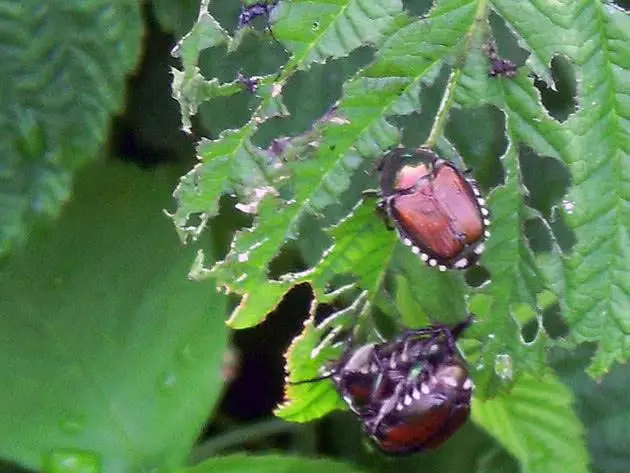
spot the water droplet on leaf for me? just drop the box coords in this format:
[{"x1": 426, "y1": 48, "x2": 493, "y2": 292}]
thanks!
[
  {"x1": 44, "y1": 449, "x2": 99, "y2": 473},
  {"x1": 177, "y1": 344, "x2": 195, "y2": 364},
  {"x1": 59, "y1": 414, "x2": 85, "y2": 434},
  {"x1": 159, "y1": 371, "x2": 177, "y2": 390},
  {"x1": 562, "y1": 199, "x2": 575, "y2": 214},
  {"x1": 494, "y1": 353, "x2": 514, "y2": 380}
]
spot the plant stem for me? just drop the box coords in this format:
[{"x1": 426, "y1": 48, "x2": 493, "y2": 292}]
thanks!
[
  {"x1": 424, "y1": 68, "x2": 462, "y2": 149},
  {"x1": 187, "y1": 418, "x2": 303, "y2": 464},
  {"x1": 423, "y1": 0, "x2": 490, "y2": 149}
]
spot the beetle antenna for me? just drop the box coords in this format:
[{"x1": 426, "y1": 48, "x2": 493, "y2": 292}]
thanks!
[
  {"x1": 450, "y1": 314, "x2": 474, "y2": 340},
  {"x1": 288, "y1": 371, "x2": 335, "y2": 385}
]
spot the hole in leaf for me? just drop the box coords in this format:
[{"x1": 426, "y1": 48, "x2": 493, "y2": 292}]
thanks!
[
  {"x1": 489, "y1": 12, "x2": 530, "y2": 69},
  {"x1": 446, "y1": 105, "x2": 507, "y2": 191},
  {"x1": 267, "y1": 240, "x2": 309, "y2": 280},
  {"x1": 520, "y1": 317, "x2": 539, "y2": 343},
  {"x1": 395, "y1": 64, "x2": 450, "y2": 145},
  {"x1": 198, "y1": 87, "x2": 263, "y2": 135},
  {"x1": 533, "y1": 55, "x2": 577, "y2": 122},
  {"x1": 465, "y1": 265, "x2": 491, "y2": 288},
  {"x1": 612, "y1": 0, "x2": 630, "y2": 11},
  {"x1": 256, "y1": 47, "x2": 373, "y2": 144},
  {"x1": 208, "y1": 1, "x2": 245, "y2": 31},
  {"x1": 199, "y1": 24, "x2": 286, "y2": 82},
  {"x1": 524, "y1": 218, "x2": 554, "y2": 253},
  {"x1": 313, "y1": 300, "x2": 337, "y2": 325},
  {"x1": 519, "y1": 147, "x2": 572, "y2": 219},
  {"x1": 541, "y1": 301, "x2": 569, "y2": 339},
  {"x1": 211, "y1": 195, "x2": 255, "y2": 261},
  {"x1": 267, "y1": 211, "x2": 333, "y2": 281},
  {"x1": 549, "y1": 212, "x2": 577, "y2": 253},
  {"x1": 403, "y1": 0, "x2": 434, "y2": 16},
  {"x1": 519, "y1": 146, "x2": 576, "y2": 253}
]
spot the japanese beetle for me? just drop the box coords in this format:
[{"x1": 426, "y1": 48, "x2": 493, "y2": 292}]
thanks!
[
  {"x1": 293, "y1": 317, "x2": 473, "y2": 455},
  {"x1": 377, "y1": 147, "x2": 490, "y2": 271},
  {"x1": 358, "y1": 319, "x2": 473, "y2": 454},
  {"x1": 365, "y1": 354, "x2": 472, "y2": 455}
]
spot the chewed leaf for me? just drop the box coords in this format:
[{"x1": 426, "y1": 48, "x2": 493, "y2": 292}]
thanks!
[
  {"x1": 171, "y1": 126, "x2": 282, "y2": 244},
  {"x1": 557, "y1": 3, "x2": 630, "y2": 376},
  {"x1": 172, "y1": 4, "x2": 230, "y2": 69},
  {"x1": 306, "y1": 200, "x2": 397, "y2": 296},
  {"x1": 172, "y1": 9, "x2": 630, "y2": 457},
  {"x1": 272, "y1": 0, "x2": 404, "y2": 70},
  {"x1": 275, "y1": 295, "x2": 365, "y2": 422},
  {"x1": 490, "y1": 1, "x2": 630, "y2": 376},
  {"x1": 171, "y1": 71, "x2": 269, "y2": 134},
  {"x1": 470, "y1": 136, "x2": 547, "y2": 394}
]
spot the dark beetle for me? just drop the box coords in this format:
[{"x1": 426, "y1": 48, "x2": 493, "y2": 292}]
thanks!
[
  {"x1": 377, "y1": 147, "x2": 490, "y2": 271},
  {"x1": 292, "y1": 317, "x2": 473, "y2": 455},
  {"x1": 364, "y1": 353, "x2": 472, "y2": 454}
]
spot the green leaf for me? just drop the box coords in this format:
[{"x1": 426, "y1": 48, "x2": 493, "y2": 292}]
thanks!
[
  {"x1": 182, "y1": 453, "x2": 365, "y2": 473},
  {"x1": 467, "y1": 129, "x2": 549, "y2": 395},
  {"x1": 558, "y1": 3, "x2": 630, "y2": 376},
  {"x1": 472, "y1": 371, "x2": 590, "y2": 473},
  {"x1": 272, "y1": 0, "x2": 403, "y2": 70},
  {"x1": 0, "y1": 0, "x2": 142, "y2": 259},
  {"x1": 555, "y1": 347, "x2": 630, "y2": 473},
  {"x1": 172, "y1": 3, "x2": 231, "y2": 70},
  {"x1": 490, "y1": 1, "x2": 630, "y2": 376},
  {"x1": 275, "y1": 295, "x2": 359, "y2": 422},
  {"x1": 0, "y1": 161, "x2": 228, "y2": 472}
]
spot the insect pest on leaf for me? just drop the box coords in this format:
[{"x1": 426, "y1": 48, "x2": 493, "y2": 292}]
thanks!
[
  {"x1": 237, "y1": 1, "x2": 278, "y2": 29},
  {"x1": 290, "y1": 317, "x2": 474, "y2": 455},
  {"x1": 486, "y1": 40, "x2": 518, "y2": 78},
  {"x1": 237, "y1": 0, "x2": 283, "y2": 48},
  {"x1": 374, "y1": 147, "x2": 490, "y2": 271}
]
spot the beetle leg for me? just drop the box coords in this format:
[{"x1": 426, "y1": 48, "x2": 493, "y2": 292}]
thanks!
[
  {"x1": 374, "y1": 199, "x2": 396, "y2": 231},
  {"x1": 364, "y1": 381, "x2": 406, "y2": 435},
  {"x1": 454, "y1": 231, "x2": 468, "y2": 243},
  {"x1": 450, "y1": 315, "x2": 474, "y2": 340},
  {"x1": 361, "y1": 188, "x2": 380, "y2": 198}
]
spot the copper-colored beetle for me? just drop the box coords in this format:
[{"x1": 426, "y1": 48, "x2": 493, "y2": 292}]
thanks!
[
  {"x1": 377, "y1": 147, "x2": 490, "y2": 270},
  {"x1": 292, "y1": 318, "x2": 474, "y2": 455}
]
